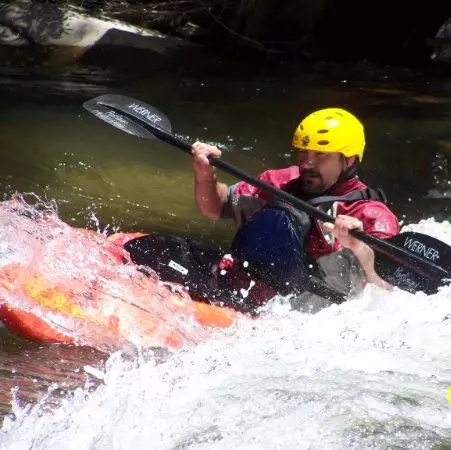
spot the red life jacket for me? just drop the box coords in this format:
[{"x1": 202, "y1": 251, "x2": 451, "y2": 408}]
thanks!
[{"x1": 232, "y1": 166, "x2": 400, "y2": 261}]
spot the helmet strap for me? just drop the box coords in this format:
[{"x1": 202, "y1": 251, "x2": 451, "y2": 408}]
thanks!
[
  {"x1": 340, "y1": 156, "x2": 359, "y2": 180},
  {"x1": 320, "y1": 156, "x2": 359, "y2": 195}
]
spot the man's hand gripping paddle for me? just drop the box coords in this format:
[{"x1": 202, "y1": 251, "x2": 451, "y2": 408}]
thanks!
[{"x1": 83, "y1": 94, "x2": 451, "y2": 295}]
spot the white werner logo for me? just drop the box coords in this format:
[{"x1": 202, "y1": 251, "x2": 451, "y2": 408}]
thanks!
[
  {"x1": 128, "y1": 103, "x2": 162, "y2": 124},
  {"x1": 168, "y1": 260, "x2": 188, "y2": 275},
  {"x1": 404, "y1": 236, "x2": 440, "y2": 262}
]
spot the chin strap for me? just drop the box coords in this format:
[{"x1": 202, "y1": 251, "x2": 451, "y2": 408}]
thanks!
[{"x1": 317, "y1": 157, "x2": 358, "y2": 196}]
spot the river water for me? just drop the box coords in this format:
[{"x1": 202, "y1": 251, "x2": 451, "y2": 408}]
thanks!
[{"x1": 0, "y1": 61, "x2": 450, "y2": 448}]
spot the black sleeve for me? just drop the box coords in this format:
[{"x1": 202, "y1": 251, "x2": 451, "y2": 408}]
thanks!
[{"x1": 219, "y1": 182, "x2": 241, "y2": 219}]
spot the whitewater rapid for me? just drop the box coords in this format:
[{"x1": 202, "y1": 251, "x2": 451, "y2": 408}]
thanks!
[{"x1": 1, "y1": 218, "x2": 451, "y2": 449}]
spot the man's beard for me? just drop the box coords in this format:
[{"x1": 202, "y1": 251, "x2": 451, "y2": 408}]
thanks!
[{"x1": 299, "y1": 169, "x2": 327, "y2": 194}]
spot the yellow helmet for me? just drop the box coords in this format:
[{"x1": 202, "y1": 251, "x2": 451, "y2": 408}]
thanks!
[{"x1": 292, "y1": 108, "x2": 365, "y2": 161}]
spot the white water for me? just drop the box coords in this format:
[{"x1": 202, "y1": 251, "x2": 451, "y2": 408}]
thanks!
[{"x1": 1, "y1": 219, "x2": 451, "y2": 449}]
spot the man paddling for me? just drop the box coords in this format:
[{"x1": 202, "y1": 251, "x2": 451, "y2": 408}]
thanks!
[
  {"x1": 85, "y1": 94, "x2": 451, "y2": 302},
  {"x1": 191, "y1": 108, "x2": 399, "y2": 312}
]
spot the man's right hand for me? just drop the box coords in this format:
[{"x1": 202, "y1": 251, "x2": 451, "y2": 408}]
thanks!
[{"x1": 192, "y1": 141, "x2": 222, "y2": 181}]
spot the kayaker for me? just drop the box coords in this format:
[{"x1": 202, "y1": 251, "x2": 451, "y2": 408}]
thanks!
[
  {"x1": 190, "y1": 108, "x2": 399, "y2": 312},
  {"x1": 125, "y1": 108, "x2": 399, "y2": 313}
]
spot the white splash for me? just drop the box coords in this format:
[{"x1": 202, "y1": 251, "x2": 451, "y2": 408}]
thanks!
[{"x1": 1, "y1": 218, "x2": 451, "y2": 449}]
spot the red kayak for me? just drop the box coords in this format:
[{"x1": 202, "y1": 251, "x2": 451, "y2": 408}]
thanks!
[{"x1": 0, "y1": 197, "x2": 241, "y2": 352}]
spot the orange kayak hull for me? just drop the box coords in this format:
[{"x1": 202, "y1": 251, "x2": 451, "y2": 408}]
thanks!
[
  {"x1": 0, "y1": 304, "x2": 74, "y2": 344},
  {"x1": 0, "y1": 226, "x2": 239, "y2": 351}
]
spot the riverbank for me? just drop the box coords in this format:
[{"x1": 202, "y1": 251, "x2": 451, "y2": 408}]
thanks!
[{"x1": 1, "y1": 0, "x2": 451, "y2": 75}]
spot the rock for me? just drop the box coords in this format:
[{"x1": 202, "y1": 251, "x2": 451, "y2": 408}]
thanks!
[
  {"x1": 430, "y1": 17, "x2": 451, "y2": 64},
  {"x1": 0, "y1": 0, "x2": 198, "y2": 70}
]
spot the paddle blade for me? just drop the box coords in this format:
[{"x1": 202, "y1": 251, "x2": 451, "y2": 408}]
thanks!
[
  {"x1": 374, "y1": 231, "x2": 451, "y2": 294},
  {"x1": 83, "y1": 94, "x2": 171, "y2": 140}
]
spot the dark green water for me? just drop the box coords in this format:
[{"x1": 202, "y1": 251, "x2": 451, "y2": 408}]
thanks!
[
  {"x1": 0, "y1": 328, "x2": 105, "y2": 420},
  {"x1": 0, "y1": 61, "x2": 451, "y2": 420}
]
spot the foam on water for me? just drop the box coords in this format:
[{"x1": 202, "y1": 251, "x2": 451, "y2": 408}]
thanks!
[{"x1": 1, "y1": 218, "x2": 451, "y2": 449}]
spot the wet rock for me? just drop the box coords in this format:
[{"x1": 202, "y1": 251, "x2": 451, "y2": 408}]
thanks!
[
  {"x1": 431, "y1": 17, "x2": 451, "y2": 64},
  {"x1": 0, "y1": 0, "x2": 200, "y2": 70}
]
